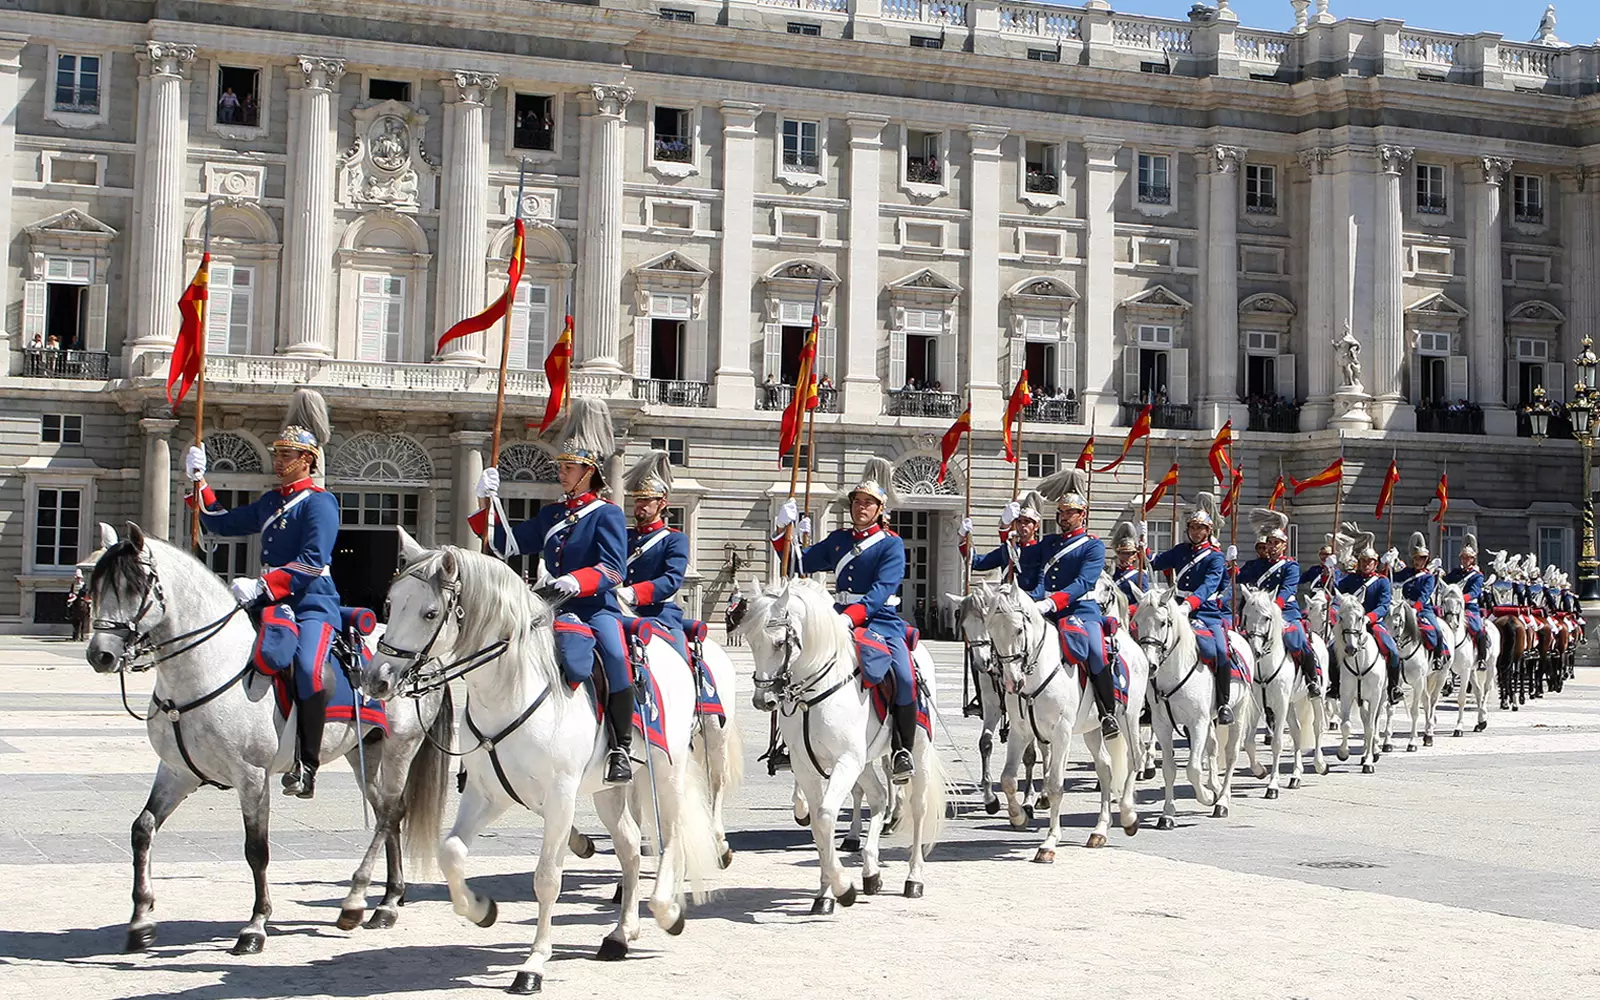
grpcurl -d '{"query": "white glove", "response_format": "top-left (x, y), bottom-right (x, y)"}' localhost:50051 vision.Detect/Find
top-left (1000, 501), bottom-right (1021, 527)
top-left (183, 446), bottom-right (207, 482)
top-left (958, 516), bottom-right (973, 539)
top-left (551, 574), bottom-right (581, 596)
top-left (476, 467), bottom-right (501, 498)
top-left (229, 577), bottom-right (266, 605)
top-left (616, 585), bottom-right (636, 604)
top-left (1034, 597), bottom-right (1057, 614)
top-left (798, 515), bottom-right (812, 538)
top-left (1382, 547), bottom-right (1400, 569)
top-left (1428, 557), bottom-right (1442, 573)
top-left (1323, 555), bottom-right (1337, 571)
top-left (775, 498), bottom-right (799, 530)
top-left (838, 612), bottom-right (857, 632)
top-left (1226, 544), bottom-right (1238, 563)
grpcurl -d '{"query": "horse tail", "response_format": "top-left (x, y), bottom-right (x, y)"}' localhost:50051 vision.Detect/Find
top-left (706, 646), bottom-right (745, 802)
top-left (674, 753), bottom-right (723, 905)
top-left (401, 683), bottom-right (453, 875)
top-left (916, 735), bottom-right (948, 856)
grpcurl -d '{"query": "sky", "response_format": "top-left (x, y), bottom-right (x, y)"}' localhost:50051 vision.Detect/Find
top-left (1120, 2), bottom-right (1598, 45)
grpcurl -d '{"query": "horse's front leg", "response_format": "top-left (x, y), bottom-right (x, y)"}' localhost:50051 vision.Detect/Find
top-left (978, 685), bottom-right (1003, 815)
top-left (508, 790), bottom-right (579, 994)
top-left (1036, 720), bottom-right (1072, 860)
top-left (1154, 715), bottom-right (1180, 830)
top-left (1242, 686), bottom-right (1266, 778)
top-left (1189, 717), bottom-right (1219, 808)
top-left (231, 767), bottom-right (273, 955)
top-left (1263, 688), bottom-right (1286, 798)
top-left (1338, 679), bottom-right (1354, 763)
top-left (809, 756), bottom-right (866, 912)
top-left (998, 711), bottom-right (1028, 829)
top-left (439, 779), bottom-right (509, 929)
top-left (338, 741), bottom-right (405, 930)
top-left (126, 763), bottom-right (201, 952)
top-left (595, 785), bottom-right (642, 956)
top-left (1080, 730), bottom-right (1112, 852)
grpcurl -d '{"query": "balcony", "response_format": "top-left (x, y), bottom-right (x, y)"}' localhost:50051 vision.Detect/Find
top-left (906, 157), bottom-right (941, 185)
top-left (1137, 184), bottom-right (1170, 205)
top-left (21, 348), bottom-right (110, 380)
top-left (1245, 194), bottom-right (1278, 215)
top-left (1417, 194), bottom-right (1449, 216)
top-left (653, 135), bottom-right (692, 163)
top-left (1022, 395), bottom-right (1080, 424)
top-left (885, 388), bottom-right (961, 418)
top-left (1024, 169), bottom-right (1058, 193)
top-left (1514, 207), bottom-right (1545, 226)
top-left (782, 151), bottom-right (820, 173)
top-left (1247, 399), bottom-right (1300, 433)
top-left (1120, 400), bottom-right (1196, 430)
top-left (1518, 406), bottom-right (1574, 440)
top-left (1415, 404), bottom-right (1484, 435)
top-left (756, 382), bottom-right (841, 414)
top-left (632, 378), bottom-right (711, 407)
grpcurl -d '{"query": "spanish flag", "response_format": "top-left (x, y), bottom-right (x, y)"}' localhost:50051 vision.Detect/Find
top-left (1207, 419), bottom-right (1234, 485)
top-left (1292, 457), bottom-right (1344, 496)
top-left (1432, 472), bottom-right (1449, 523)
top-left (1002, 373), bottom-right (1032, 463)
top-left (438, 218), bottom-right (525, 355)
top-left (778, 323), bottom-right (817, 466)
top-left (536, 314), bottom-right (573, 433)
top-left (167, 253), bottom-right (209, 413)
top-left (1220, 466), bottom-right (1245, 519)
top-left (1375, 459), bottom-right (1401, 520)
top-left (936, 406), bottom-right (971, 484)
top-left (1074, 436), bottom-right (1095, 471)
top-left (1144, 462), bottom-right (1179, 514)
top-left (1095, 405), bottom-right (1152, 474)
top-left (1267, 475), bottom-right (1287, 511)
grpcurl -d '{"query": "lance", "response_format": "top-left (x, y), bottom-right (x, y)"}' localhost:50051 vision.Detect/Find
top-left (1138, 416), bottom-right (1153, 574)
top-left (190, 195), bottom-right (214, 554)
top-left (483, 158), bottom-right (529, 554)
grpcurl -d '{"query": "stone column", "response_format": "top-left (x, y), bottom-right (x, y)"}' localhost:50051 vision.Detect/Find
top-left (0, 34), bottom-right (24, 368)
top-left (1201, 144), bottom-right (1246, 430)
top-left (434, 72), bottom-right (499, 365)
top-left (714, 100), bottom-right (762, 410)
top-left (1369, 144), bottom-right (1413, 430)
top-left (576, 84), bottom-right (632, 373)
top-left (1561, 168), bottom-right (1600, 371)
top-left (1468, 156), bottom-right (1515, 435)
top-left (129, 42), bottom-right (196, 351)
top-left (281, 56), bottom-right (346, 358)
top-left (140, 418), bottom-right (178, 541)
top-left (843, 114), bottom-right (888, 418)
top-left (450, 430), bottom-right (489, 548)
top-left (1299, 148), bottom-right (1335, 430)
top-left (966, 125), bottom-right (1007, 425)
top-left (1081, 139), bottom-right (1121, 428)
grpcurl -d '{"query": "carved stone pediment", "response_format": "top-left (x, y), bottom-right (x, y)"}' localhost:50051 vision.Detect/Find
top-left (632, 251), bottom-right (711, 315)
top-left (25, 209), bottom-right (117, 240)
top-left (887, 267), bottom-right (961, 302)
top-left (1122, 284), bottom-right (1192, 311)
top-left (339, 101), bottom-right (438, 211)
top-left (1405, 291), bottom-right (1468, 318)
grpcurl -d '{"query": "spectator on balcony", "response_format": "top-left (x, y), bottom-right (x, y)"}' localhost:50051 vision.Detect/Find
top-left (29, 333), bottom-right (43, 349)
top-left (820, 374), bottom-right (833, 389)
top-left (218, 87), bottom-right (241, 123)
top-left (930, 380), bottom-right (942, 392)
top-left (901, 377), bottom-right (918, 393)
top-left (762, 373), bottom-right (778, 409)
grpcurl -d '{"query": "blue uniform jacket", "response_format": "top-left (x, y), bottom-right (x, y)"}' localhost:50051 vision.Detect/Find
top-left (1237, 556), bottom-right (1303, 624)
top-left (1151, 541), bottom-right (1226, 616)
top-left (971, 538), bottom-right (1043, 593)
top-left (194, 479), bottom-right (340, 617)
top-left (474, 491), bottom-right (626, 616)
top-left (1336, 571), bottom-right (1392, 623)
top-left (1443, 566), bottom-right (1486, 606)
top-left (1392, 567), bottom-right (1437, 608)
top-left (625, 520), bottom-right (689, 630)
top-left (1031, 528), bottom-right (1105, 619)
top-left (792, 524), bottom-right (906, 632)
top-left (1113, 566), bottom-right (1150, 606)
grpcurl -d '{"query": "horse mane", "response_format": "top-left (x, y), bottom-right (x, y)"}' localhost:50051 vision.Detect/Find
top-left (89, 541), bottom-right (146, 605)
top-left (1135, 585), bottom-right (1197, 670)
top-left (739, 577), bottom-right (852, 680)
top-left (90, 532), bottom-right (234, 616)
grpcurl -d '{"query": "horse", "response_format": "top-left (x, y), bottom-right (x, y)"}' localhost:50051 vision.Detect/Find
top-left (362, 538), bottom-right (722, 994)
top-left (1330, 593), bottom-right (1387, 774)
top-left (947, 588), bottom-right (1042, 817)
top-left (1436, 582), bottom-right (1497, 737)
top-left (978, 579), bottom-right (1145, 857)
top-left (1130, 580), bottom-right (1254, 826)
top-left (739, 577), bottom-right (945, 909)
top-left (1381, 599), bottom-right (1435, 754)
top-left (1235, 585), bottom-right (1328, 796)
top-left (83, 522), bottom-right (452, 955)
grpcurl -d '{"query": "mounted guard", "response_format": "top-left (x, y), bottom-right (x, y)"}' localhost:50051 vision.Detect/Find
top-left (1334, 523), bottom-right (1404, 706)
top-left (1109, 503), bottom-right (1150, 611)
top-left (1151, 491), bottom-right (1233, 725)
top-left (618, 449), bottom-right (692, 663)
top-left (1393, 531), bottom-right (1451, 669)
top-left (1237, 507), bottom-right (1319, 696)
top-left (1443, 532), bottom-right (1488, 660)
top-left (960, 490), bottom-right (1045, 590)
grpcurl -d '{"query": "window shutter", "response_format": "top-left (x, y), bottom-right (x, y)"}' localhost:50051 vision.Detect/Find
top-left (1122, 344), bottom-right (1142, 402)
top-left (207, 263), bottom-right (234, 355)
top-left (686, 320), bottom-right (708, 382)
top-left (889, 327), bottom-right (906, 388)
top-left (1447, 354), bottom-right (1470, 400)
top-left (633, 316), bottom-right (652, 377)
top-left (1059, 337), bottom-right (1077, 397)
top-left (1275, 351), bottom-right (1297, 401)
top-left (508, 282), bottom-right (530, 370)
top-left (84, 283), bottom-right (109, 352)
top-left (1008, 330), bottom-right (1026, 385)
top-left (23, 280), bottom-right (47, 344)
top-left (357, 287), bottom-right (385, 362)
top-left (763, 322), bottom-right (782, 381)
top-left (819, 326), bottom-right (838, 385)
top-left (937, 317), bottom-right (957, 390)
top-left (1546, 362), bottom-right (1565, 403)
top-left (1168, 347), bottom-right (1189, 404)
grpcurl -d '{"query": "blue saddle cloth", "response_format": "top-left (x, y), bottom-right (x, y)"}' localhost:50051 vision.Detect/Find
top-left (259, 605), bottom-right (387, 734)
top-left (866, 656), bottom-right (933, 737)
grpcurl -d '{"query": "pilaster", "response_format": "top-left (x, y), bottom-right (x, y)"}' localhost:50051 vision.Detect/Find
top-left (1370, 144), bottom-right (1412, 430)
top-left (451, 430), bottom-right (490, 548)
top-left (714, 100), bottom-right (763, 411)
top-left (435, 71), bottom-right (500, 365)
top-left (1201, 144), bottom-right (1246, 430)
top-left (1299, 147), bottom-right (1335, 430)
top-left (1467, 156), bottom-right (1514, 435)
top-left (1081, 138), bottom-right (1121, 428)
top-left (129, 41), bottom-right (196, 355)
top-left (0, 33), bottom-right (26, 370)
top-left (843, 114), bottom-right (888, 419)
top-left (965, 125), bottom-right (1007, 426)
top-left (1559, 168), bottom-right (1600, 372)
top-left (281, 56), bottom-right (346, 358)
top-left (140, 417), bottom-right (179, 541)
top-left (576, 84), bottom-right (633, 374)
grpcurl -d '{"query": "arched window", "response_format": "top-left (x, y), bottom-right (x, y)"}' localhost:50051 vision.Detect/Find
top-left (203, 432), bottom-right (264, 473)
top-left (497, 443), bottom-right (559, 483)
top-left (327, 432), bottom-right (433, 486)
top-left (892, 454), bottom-right (960, 497)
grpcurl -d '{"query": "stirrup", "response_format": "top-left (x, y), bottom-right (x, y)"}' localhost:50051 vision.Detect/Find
top-left (1099, 714), bottom-right (1121, 740)
top-left (1216, 704), bottom-right (1236, 726)
top-left (890, 748), bottom-right (914, 784)
top-left (604, 748), bottom-right (632, 784)
top-left (283, 763), bottom-right (316, 799)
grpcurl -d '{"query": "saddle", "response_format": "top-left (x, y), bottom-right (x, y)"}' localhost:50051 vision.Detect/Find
top-left (259, 605), bottom-right (388, 735)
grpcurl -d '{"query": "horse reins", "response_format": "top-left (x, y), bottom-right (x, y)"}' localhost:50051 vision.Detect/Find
top-left (758, 614), bottom-right (863, 780)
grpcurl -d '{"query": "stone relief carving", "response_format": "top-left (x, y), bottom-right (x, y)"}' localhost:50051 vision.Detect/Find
top-left (1333, 322), bottom-right (1363, 391)
top-left (144, 41), bottom-right (197, 78)
top-left (339, 101), bottom-right (438, 212)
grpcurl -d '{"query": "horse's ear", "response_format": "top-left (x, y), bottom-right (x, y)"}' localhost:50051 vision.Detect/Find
top-left (396, 526), bottom-right (427, 568)
top-left (98, 522), bottom-right (118, 551)
top-left (440, 547), bottom-right (460, 582)
top-left (943, 592), bottom-right (965, 609)
top-left (1130, 583), bottom-right (1147, 603)
top-left (126, 521), bottom-right (146, 552)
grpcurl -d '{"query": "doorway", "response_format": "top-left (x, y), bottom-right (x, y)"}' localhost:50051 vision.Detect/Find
top-left (331, 528), bottom-right (400, 620)
top-left (888, 509), bottom-right (936, 635)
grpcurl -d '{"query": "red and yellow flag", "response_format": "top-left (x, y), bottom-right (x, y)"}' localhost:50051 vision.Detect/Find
top-left (536, 315), bottom-right (573, 433)
top-left (1432, 472), bottom-right (1450, 523)
top-left (1074, 436), bottom-right (1096, 472)
top-left (1268, 475), bottom-right (1287, 511)
top-left (1207, 419), bottom-right (1234, 485)
top-left (1220, 466), bottom-right (1246, 519)
top-left (1375, 459), bottom-right (1401, 520)
top-left (438, 219), bottom-right (525, 355)
top-left (1291, 457), bottom-right (1344, 496)
top-left (936, 406), bottom-right (972, 484)
top-left (1002, 373), bottom-right (1032, 463)
top-left (778, 325), bottom-right (817, 465)
top-left (1144, 462), bottom-right (1179, 514)
top-left (1095, 405), bottom-right (1152, 474)
top-left (167, 253), bottom-right (210, 413)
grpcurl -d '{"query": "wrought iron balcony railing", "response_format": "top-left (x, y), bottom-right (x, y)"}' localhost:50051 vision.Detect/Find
top-left (632, 378), bottom-right (712, 407)
top-left (885, 389), bottom-right (962, 418)
top-left (22, 348), bottom-right (110, 380)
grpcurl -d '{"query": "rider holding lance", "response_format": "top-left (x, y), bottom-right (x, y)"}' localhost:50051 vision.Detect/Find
top-left (183, 389), bottom-right (339, 799)
top-left (1442, 533), bottom-right (1488, 660)
top-left (617, 450), bottom-right (692, 664)
top-left (1236, 507), bottom-right (1320, 696)
top-left (1335, 524), bottom-right (1404, 706)
top-left (1151, 493), bottom-right (1234, 725)
top-left (1392, 532), bottom-right (1451, 669)
top-left (959, 490), bottom-right (1045, 590)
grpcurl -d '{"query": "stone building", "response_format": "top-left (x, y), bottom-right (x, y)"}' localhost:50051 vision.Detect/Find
top-left (2, 1), bottom-right (1596, 632)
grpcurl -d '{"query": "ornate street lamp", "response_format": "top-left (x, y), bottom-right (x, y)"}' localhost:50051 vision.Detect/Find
top-left (1525, 385), bottom-right (1552, 442)
top-left (1573, 336), bottom-right (1599, 601)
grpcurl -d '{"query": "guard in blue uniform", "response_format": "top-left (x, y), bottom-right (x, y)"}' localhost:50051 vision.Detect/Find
top-left (1237, 507), bottom-right (1319, 695)
top-left (1109, 520), bottom-right (1150, 611)
top-left (1027, 469), bottom-right (1120, 738)
top-left (470, 398), bottom-right (635, 784)
top-left (618, 450), bottom-right (691, 663)
top-left (1393, 531), bottom-right (1451, 668)
top-left (774, 457), bottom-right (918, 782)
top-left (184, 389), bottom-right (340, 798)
top-left (959, 491), bottom-right (1046, 594)
top-left (1151, 493), bottom-right (1234, 724)
top-left (1336, 528), bottom-right (1404, 705)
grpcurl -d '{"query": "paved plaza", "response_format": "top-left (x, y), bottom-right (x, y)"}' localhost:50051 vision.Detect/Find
top-left (1, 634), bottom-right (1598, 999)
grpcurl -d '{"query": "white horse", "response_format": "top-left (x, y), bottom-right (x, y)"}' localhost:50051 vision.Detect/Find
top-left (979, 580), bottom-right (1145, 857)
top-left (1131, 581), bottom-right (1254, 825)
top-left (740, 577), bottom-right (945, 908)
top-left (362, 540), bottom-right (722, 994)
top-left (1235, 585), bottom-right (1328, 795)
top-left (1382, 599), bottom-right (1435, 753)
top-left (1437, 583), bottom-right (1499, 737)
top-left (1331, 593), bottom-right (1387, 773)
top-left (83, 522), bottom-right (452, 954)
top-left (947, 588), bottom-right (1041, 817)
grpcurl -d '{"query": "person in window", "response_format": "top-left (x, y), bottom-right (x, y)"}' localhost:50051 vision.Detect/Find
top-left (28, 333), bottom-right (43, 349)
top-left (183, 389), bottom-right (340, 798)
top-left (218, 86), bottom-right (241, 123)
top-left (1150, 492), bottom-right (1233, 724)
top-left (617, 450), bottom-right (691, 665)
top-left (470, 398), bottom-right (635, 784)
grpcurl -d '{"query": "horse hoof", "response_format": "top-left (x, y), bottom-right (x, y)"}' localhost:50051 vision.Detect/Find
top-left (1022, 804), bottom-right (1035, 821)
top-left (1141, 768), bottom-right (1156, 782)
top-left (839, 837), bottom-right (861, 854)
top-left (365, 908), bottom-right (397, 930)
top-left (810, 897), bottom-right (835, 916)
top-left (1423, 734), bottom-right (1434, 748)
top-left (863, 873), bottom-right (882, 895)
top-left (1034, 847), bottom-right (1057, 863)
top-left (1035, 794), bottom-right (1050, 810)
top-left (1474, 721), bottom-right (1487, 732)
top-left (1361, 763), bottom-right (1375, 774)
top-left (596, 937), bottom-right (628, 962)
top-left (1288, 776), bottom-right (1302, 790)
top-left (1452, 729), bottom-right (1462, 738)
top-left (1251, 766), bottom-right (1268, 780)
top-left (1008, 812), bottom-right (1028, 830)
top-left (883, 815), bottom-right (901, 836)
top-left (665, 913), bottom-right (686, 936)
top-left (837, 885), bottom-right (858, 908)
top-left (1381, 743), bottom-right (1394, 754)
top-left (611, 884), bottom-right (623, 905)
top-left (508, 971), bottom-right (542, 995)
top-left (1317, 762), bottom-right (1329, 776)
top-left (1086, 833), bottom-right (1109, 850)
top-left (794, 811), bottom-right (810, 827)
top-left (1123, 817), bottom-right (1139, 837)
top-left (904, 881), bottom-right (924, 899)
top-left (1406, 744), bottom-right (1418, 753)
top-left (1212, 803), bottom-right (1229, 819)
top-left (1156, 815), bottom-right (1176, 831)
top-left (125, 926), bottom-right (156, 953)
top-left (985, 799), bottom-right (1000, 815)
top-left (570, 832), bottom-right (596, 860)
top-left (1264, 787), bottom-right (1280, 800)
top-left (719, 848), bottom-right (734, 870)
top-left (1336, 749), bottom-right (1350, 762)
top-left (474, 899), bottom-right (499, 929)
top-left (335, 907), bottom-right (364, 931)
top-left (230, 931), bottom-right (265, 956)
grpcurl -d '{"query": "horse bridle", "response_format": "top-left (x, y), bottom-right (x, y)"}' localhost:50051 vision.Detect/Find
top-left (991, 600), bottom-right (1053, 696)
top-left (753, 613), bottom-right (846, 705)
top-left (91, 556), bottom-right (244, 674)
top-left (376, 574), bottom-right (509, 696)
top-left (1337, 611), bottom-right (1381, 678)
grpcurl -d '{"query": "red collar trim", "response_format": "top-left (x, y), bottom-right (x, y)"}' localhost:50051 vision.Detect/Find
top-left (852, 524), bottom-right (882, 541)
top-left (1064, 528), bottom-right (1087, 540)
top-left (278, 478), bottom-right (317, 496)
top-left (637, 520), bottom-right (666, 534)
top-left (565, 491), bottom-right (599, 509)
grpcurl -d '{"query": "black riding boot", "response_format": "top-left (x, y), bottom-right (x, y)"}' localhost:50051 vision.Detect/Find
top-left (284, 690), bottom-right (328, 798)
top-left (890, 701), bottom-right (917, 784)
top-left (1214, 653), bottom-right (1235, 726)
top-left (1386, 658), bottom-right (1404, 705)
top-left (604, 690), bottom-right (634, 784)
top-left (1089, 666), bottom-right (1121, 739)
top-left (1292, 646), bottom-right (1321, 696)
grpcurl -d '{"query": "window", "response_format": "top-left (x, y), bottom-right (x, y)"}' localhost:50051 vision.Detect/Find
top-left (649, 437), bottom-right (688, 466)
top-left (1140, 61), bottom-right (1170, 74)
top-left (1538, 526), bottom-right (1570, 577)
top-left (1027, 48), bottom-right (1060, 62)
top-left (1416, 164), bottom-right (1447, 215)
top-left (204, 488), bottom-right (256, 580)
top-left (1024, 340), bottom-right (1061, 395)
top-left (54, 54), bottom-right (100, 114)
top-left (35, 487), bottom-right (81, 567)
top-left (782, 119), bottom-right (820, 174)
top-left (664, 505), bottom-right (686, 531)
top-left (1244, 164), bottom-right (1276, 214)
top-left (1025, 141), bottom-right (1059, 194)
top-left (910, 36), bottom-right (943, 50)
top-left (508, 281), bottom-right (550, 369)
top-left (1137, 324), bottom-right (1173, 348)
top-left (653, 106), bottom-right (692, 163)
top-left (42, 257), bottom-right (92, 351)
top-left (1512, 174), bottom-right (1543, 225)
top-left (778, 299), bottom-right (813, 384)
top-left (356, 273), bottom-right (405, 362)
top-left (906, 129), bottom-right (941, 185)
top-left (1516, 338), bottom-right (1551, 408)
top-left (649, 318), bottom-right (686, 381)
top-left (1246, 356), bottom-right (1278, 399)
top-left (513, 94), bottom-right (555, 151)
top-left (901, 309), bottom-right (944, 389)
top-left (1138, 153), bottom-right (1171, 204)
top-left (41, 415), bottom-right (84, 444)
top-left (1440, 524), bottom-right (1465, 569)
top-left (1416, 331), bottom-right (1452, 404)
top-left (337, 491), bottom-right (420, 529)
top-left (1148, 519), bottom-right (1173, 556)
top-left (1026, 453), bottom-right (1059, 479)
top-left (788, 22), bottom-right (821, 36)
top-left (207, 264), bottom-right (254, 356)
top-left (368, 79), bottom-right (411, 103)
top-left (780, 443), bottom-right (813, 470)
top-left (659, 7), bottom-right (695, 21)
top-left (215, 67), bottom-right (260, 126)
